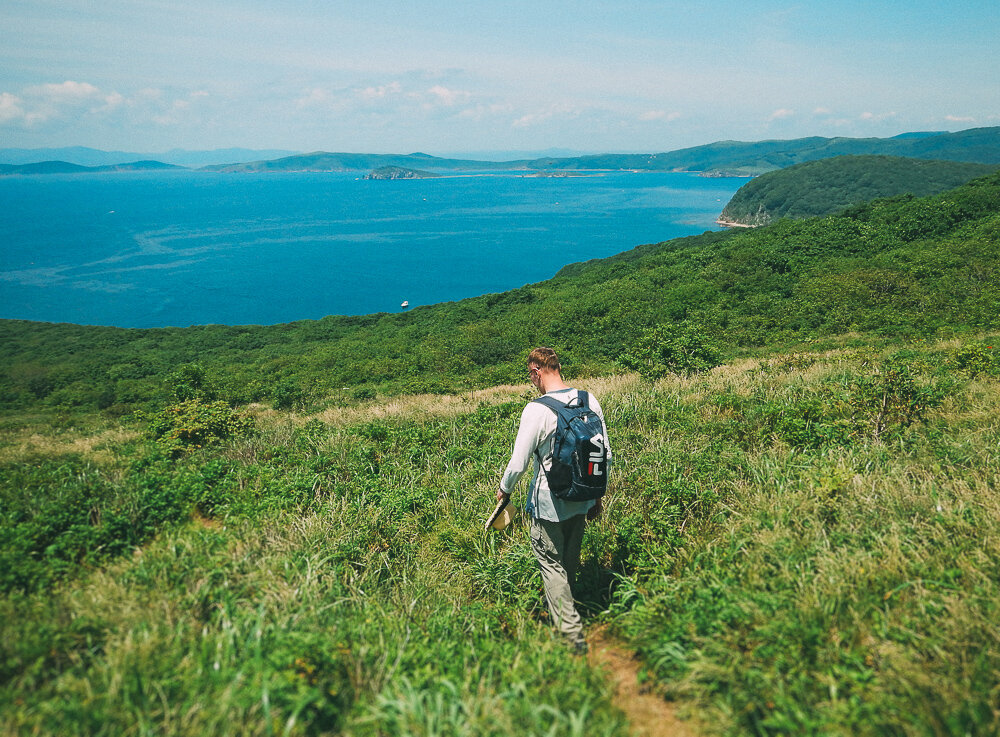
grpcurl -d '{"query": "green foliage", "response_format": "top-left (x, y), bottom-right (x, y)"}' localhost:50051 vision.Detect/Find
top-left (947, 340), bottom-right (999, 378)
top-left (168, 363), bottom-right (214, 401)
top-left (272, 379), bottom-right (306, 410)
top-left (3, 338), bottom-right (1000, 735)
top-left (713, 357), bottom-right (946, 451)
top-left (849, 357), bottom-right (945, 441)
top-left (351, 386), bottom-right (376, 401)
top-left (720, 155), bottom-right (997, 225)
top-left (618, 322), bottom-right (722, 380)
top-left (146, 399), bottom-right (256, 456)
top-left (0, 455), bottom-right (231, 593)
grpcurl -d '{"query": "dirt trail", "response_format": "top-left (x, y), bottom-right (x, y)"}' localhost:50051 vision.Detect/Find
top-left (587, 628), bottom-right (696, 737)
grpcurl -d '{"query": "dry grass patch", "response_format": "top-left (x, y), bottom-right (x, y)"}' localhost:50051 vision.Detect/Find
top-left (0, 425), bottom-right (139, 464)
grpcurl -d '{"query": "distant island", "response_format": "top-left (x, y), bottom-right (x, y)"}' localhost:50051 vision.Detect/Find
top-left (363, 166), bottom-right (441, 180)
top-left (522, 170), bottom-right (598, 178)
top-left (0, 160), bottom-right (184, 176)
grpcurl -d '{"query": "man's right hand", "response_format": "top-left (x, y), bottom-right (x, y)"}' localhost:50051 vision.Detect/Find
top-left (497, 489), bottom-right (510, 503)
top-left (587, 497), bottom-right (603, 520)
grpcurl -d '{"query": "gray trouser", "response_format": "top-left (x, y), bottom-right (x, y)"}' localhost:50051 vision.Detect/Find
top-left (529, 514), bottom-right (587, 644)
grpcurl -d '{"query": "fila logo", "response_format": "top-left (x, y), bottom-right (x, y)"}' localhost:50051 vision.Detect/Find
top-left (588, 434), bottom-right (605, 476)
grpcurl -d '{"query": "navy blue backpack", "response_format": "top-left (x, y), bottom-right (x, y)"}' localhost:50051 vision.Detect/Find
top-left (533, 391), bottom-right (608, 501)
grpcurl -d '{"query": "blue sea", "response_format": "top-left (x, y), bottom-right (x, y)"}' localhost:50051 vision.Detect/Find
top-left (0, 171), bottom-right (745, 328)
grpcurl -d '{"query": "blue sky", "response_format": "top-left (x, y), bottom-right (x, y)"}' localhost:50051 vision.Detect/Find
top-left (2, 0), bottom-right (997, 154)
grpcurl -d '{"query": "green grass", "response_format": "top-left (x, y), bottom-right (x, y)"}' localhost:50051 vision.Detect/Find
top-left (3, 336), bottom-right (999, 735)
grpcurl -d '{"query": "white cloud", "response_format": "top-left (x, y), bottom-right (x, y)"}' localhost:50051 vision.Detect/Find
top-left (945, 114), bottom-right (975, 123)
top-left (104, 91), bottom-right (125, 110)
top-left (28, 80), bottom-right (102, 102)
top-left (512, 111), bottom-right (551, 128)
top-left (457, 103), bottom-right (510, 121)
top-left (813, 107), bottom-right (832, 115)
top-left (426, 85), bottom-right (469, 106)
top-left (295, 87), bottom-right (333, 109)
top-left (859, 111), bottom-right (897, 122)
top-left (0, 92), bottom-right (25, 124)
top-left (147, 90), bottom-right (211, 126)
top-left (0, 81), bottom-right (136, 127)
top-left (768, 108), bottom-right (795, 121)
top-left (358, 82), bottom-right (402, 100)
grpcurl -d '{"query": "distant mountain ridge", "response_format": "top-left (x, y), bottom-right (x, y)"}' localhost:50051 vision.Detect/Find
top-left (0, 147), bottom-right (301, 167)
top-left (203, 127), bottom-right (1000, 175)
top-left (4, 127), bottom-right (999, 177)
top-left (0, 160), bottom-right (185, 176)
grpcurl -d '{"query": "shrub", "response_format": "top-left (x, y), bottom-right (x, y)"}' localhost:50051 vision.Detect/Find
top-left (850, 357), bottom-right (944, 441)
top-left (619, 322), bottom-right (723, 380)
top-left (272, 379), bottom-right (306, 409)
top-left (146, 399), bottom-right (255, 457)
top-left (167, 363), bottom-right (214, 401)
top-left (947, 341), bottom-right (998, 378)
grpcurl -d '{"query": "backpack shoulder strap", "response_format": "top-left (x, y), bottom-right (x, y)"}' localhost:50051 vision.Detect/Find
top-left (531, 395), bottom-right (573, 464)
top-left (532, 395), bottom-right (568, 414)
top-left (532, 391), bottom-right (586, 414)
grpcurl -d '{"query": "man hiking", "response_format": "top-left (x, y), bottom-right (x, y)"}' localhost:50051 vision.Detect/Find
top-left (497, 347), bottom-right (611, 654)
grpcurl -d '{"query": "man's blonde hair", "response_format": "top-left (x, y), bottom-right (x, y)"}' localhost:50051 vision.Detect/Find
top-left (527, 346), bottom-right (561, 371)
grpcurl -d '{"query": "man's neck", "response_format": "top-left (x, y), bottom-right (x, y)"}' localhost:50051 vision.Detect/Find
top-left (538, 371), bottom-right (569, 394)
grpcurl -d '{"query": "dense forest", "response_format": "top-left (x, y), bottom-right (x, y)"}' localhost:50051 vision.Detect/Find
top-left (719, 155), bottom-right (999, 226)
top-left (2, 172), bottom-right (999, 736)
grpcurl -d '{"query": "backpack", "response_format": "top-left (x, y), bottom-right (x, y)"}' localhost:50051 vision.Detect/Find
top-left (533, 391), bottom-right (608, 501)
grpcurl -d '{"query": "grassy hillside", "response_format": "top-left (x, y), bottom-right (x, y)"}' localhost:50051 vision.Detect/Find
top-left (3, 341), bottom-right (999, 736)
top-left (719, 155), bottom-right (998, 226)
top-left (2, 173), bottom-right (1000, 735)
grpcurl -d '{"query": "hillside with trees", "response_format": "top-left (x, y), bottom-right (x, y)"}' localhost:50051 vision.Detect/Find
top-left (719, 155), bottom-right (999, 226)
top-left (2, 173), bottom-right (1000, 736)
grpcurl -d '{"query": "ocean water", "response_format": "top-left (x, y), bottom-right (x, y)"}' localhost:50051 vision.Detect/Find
top-left (0, 171), bottom-right (744, 328)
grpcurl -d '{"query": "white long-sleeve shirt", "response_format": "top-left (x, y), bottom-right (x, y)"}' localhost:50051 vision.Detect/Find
top-left (499, 387), bottom-right (611, 522)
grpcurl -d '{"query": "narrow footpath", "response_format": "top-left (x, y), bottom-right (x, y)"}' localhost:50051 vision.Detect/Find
top-left (587, 628), bottom-right (696, 737)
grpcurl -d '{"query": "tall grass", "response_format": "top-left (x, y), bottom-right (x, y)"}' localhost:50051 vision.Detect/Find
top-left (1, 385), bottom-right (625, 736)
top-left (606, 340), bottom-right (1000, 736)
top-left (2, 336), bottom-right (998, 735)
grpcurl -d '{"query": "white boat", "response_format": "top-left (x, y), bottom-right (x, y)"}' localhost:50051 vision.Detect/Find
top-left (401, 300), bottom-right (409, 308)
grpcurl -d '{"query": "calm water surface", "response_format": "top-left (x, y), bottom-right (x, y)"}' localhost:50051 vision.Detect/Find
top-left (0, 171), bottom-right (744, 328)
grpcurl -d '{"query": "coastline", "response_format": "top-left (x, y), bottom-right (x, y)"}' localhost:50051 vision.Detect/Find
top-left (715, 218), bottom-right (754, 228)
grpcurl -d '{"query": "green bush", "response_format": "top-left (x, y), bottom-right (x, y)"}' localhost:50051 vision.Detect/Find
top-left (619, 322), bottom-right (722, 380)
top-left (947, 340), bottom-right (998, 378)
top-left (272, 379), bottom-right (306, 409)
top-left (850, 357), bottom-right (945, 441)
top-left (146, 399), bottom-right (256, 457)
